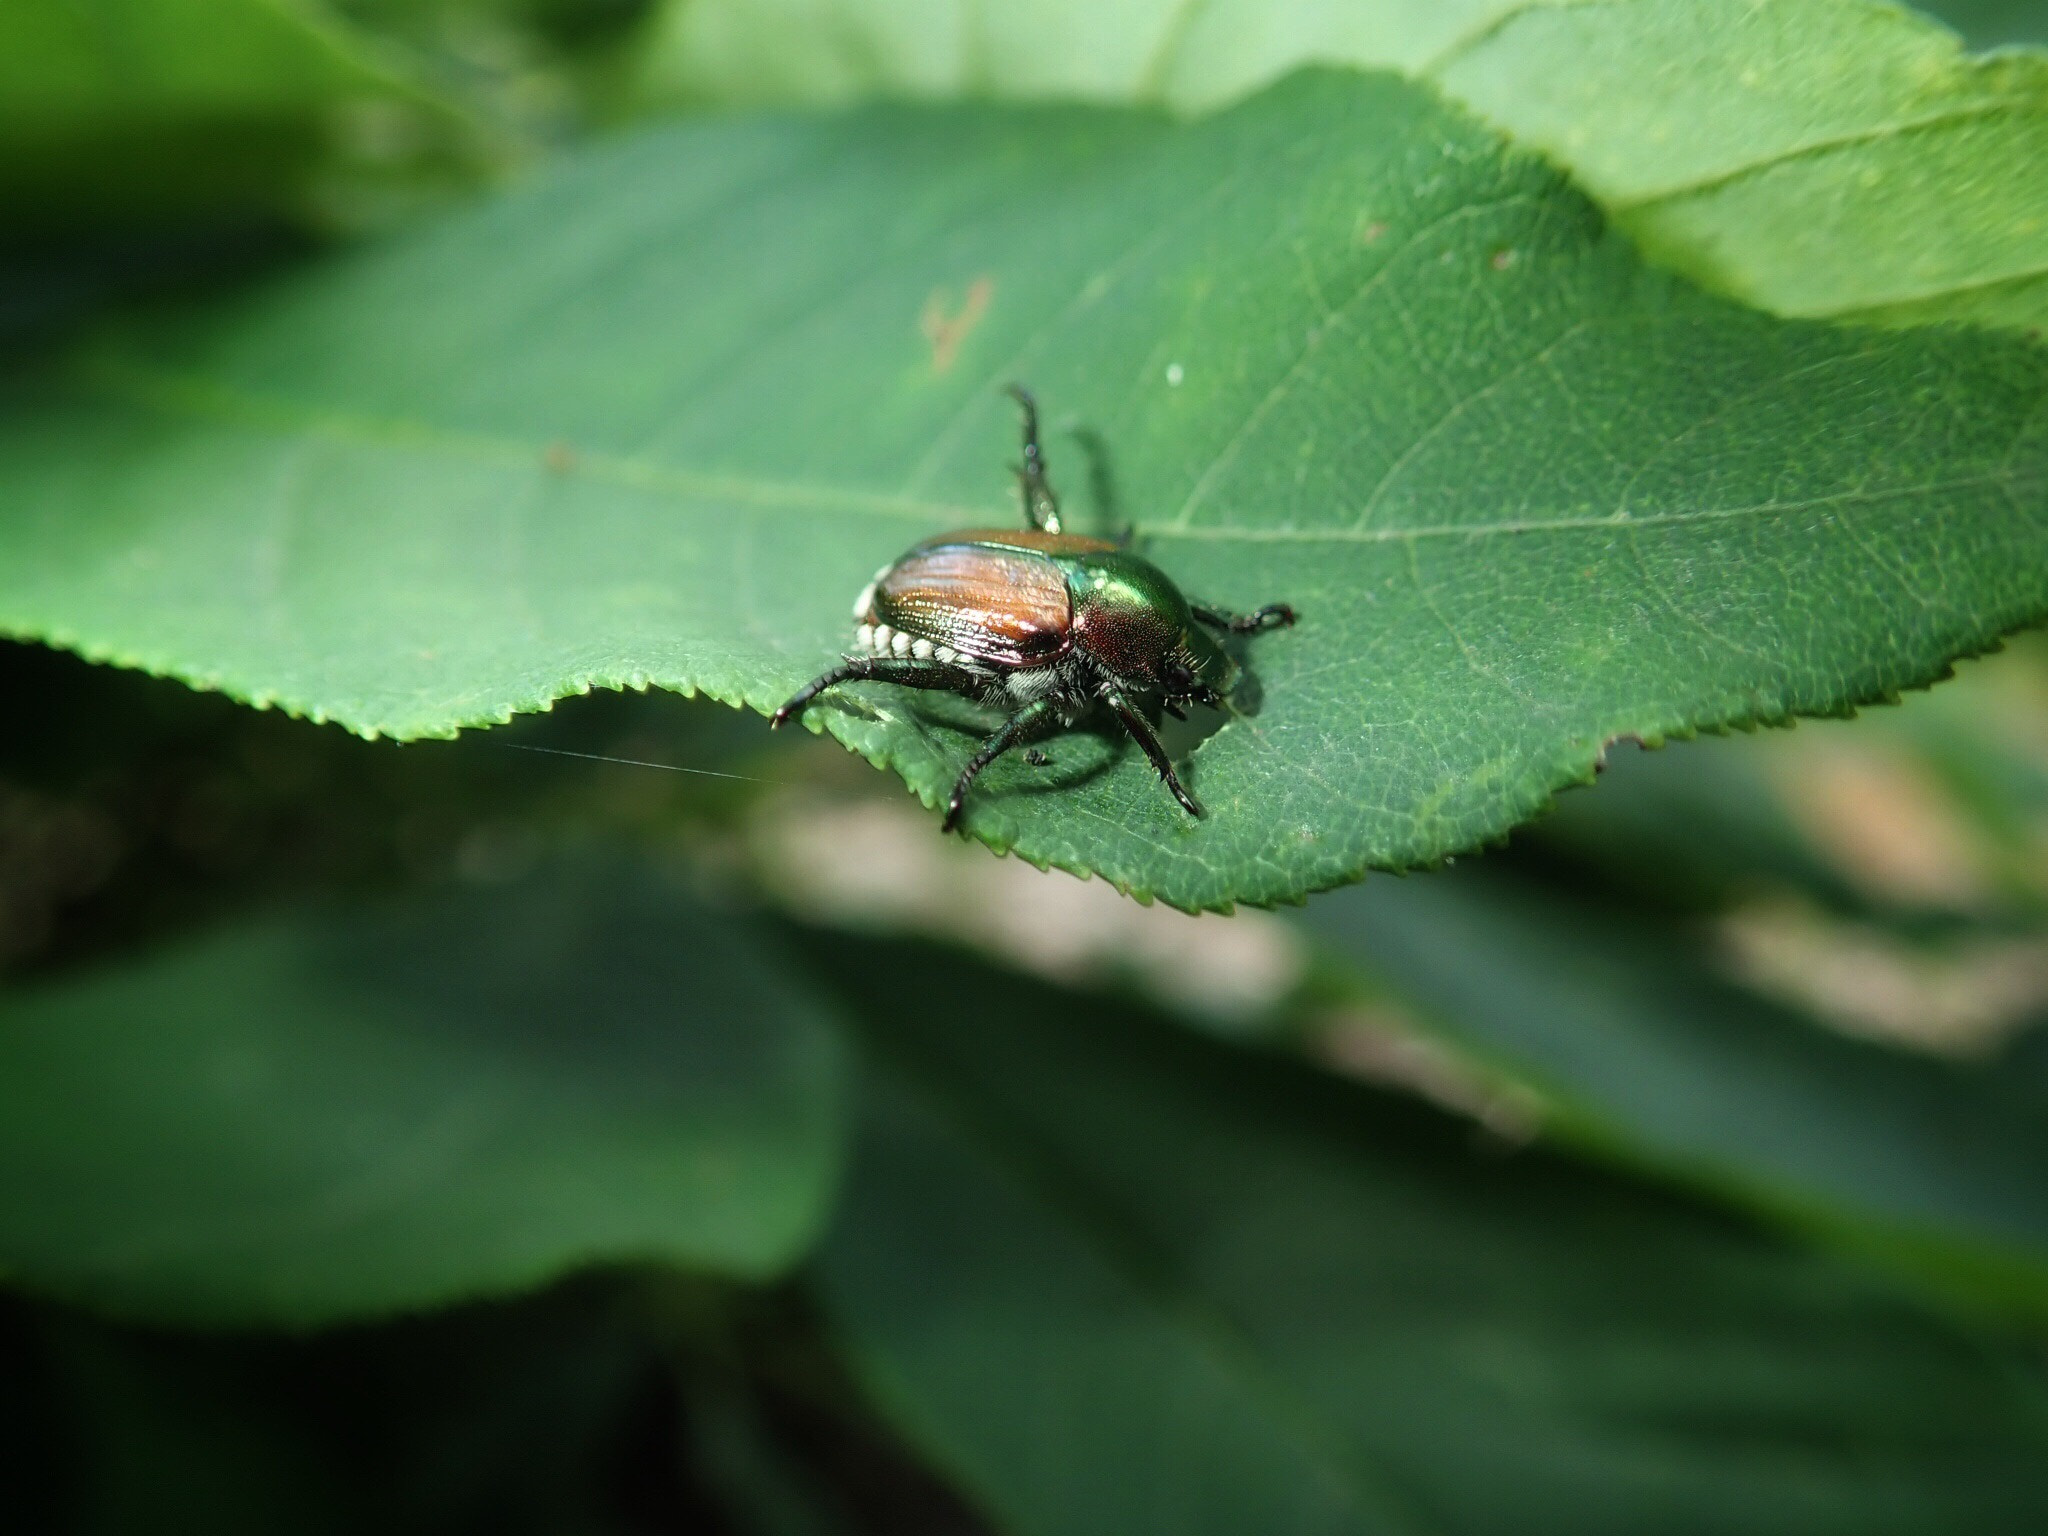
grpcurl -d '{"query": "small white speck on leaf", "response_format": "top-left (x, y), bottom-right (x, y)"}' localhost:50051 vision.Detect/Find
top-left (1165, 362), bottom-right (1185, 387)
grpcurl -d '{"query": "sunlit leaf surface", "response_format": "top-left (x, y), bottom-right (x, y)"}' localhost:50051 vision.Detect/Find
top-left (2, 71), bottom-right (2044, 906)
top-left (646, 0), bottom-right (2048, 332)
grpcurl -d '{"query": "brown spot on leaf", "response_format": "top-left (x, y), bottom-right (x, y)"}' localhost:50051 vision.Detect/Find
top-left (543, 441), bottom-right (577, 473)
top-left (920, 277), bottom-right (994, 374)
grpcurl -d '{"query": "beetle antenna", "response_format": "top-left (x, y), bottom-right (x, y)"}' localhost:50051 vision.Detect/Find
top-left (494, 742), bottom-right (766, 783)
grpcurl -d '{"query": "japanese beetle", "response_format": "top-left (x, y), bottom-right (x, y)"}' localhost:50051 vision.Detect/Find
top-left (772, 387), bottom-right (1295, 831)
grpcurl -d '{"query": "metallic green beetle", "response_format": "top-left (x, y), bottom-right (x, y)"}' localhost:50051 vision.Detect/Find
top-left (773, 387), bottom-right (1295, 831)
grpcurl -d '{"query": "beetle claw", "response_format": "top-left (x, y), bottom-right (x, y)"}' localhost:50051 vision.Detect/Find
top-left (1238, 603), bottom-right (1296, 633)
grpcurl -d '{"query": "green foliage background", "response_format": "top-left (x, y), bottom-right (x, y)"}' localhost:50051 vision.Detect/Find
top-left (3, 0), bottom-right (2047, 1530)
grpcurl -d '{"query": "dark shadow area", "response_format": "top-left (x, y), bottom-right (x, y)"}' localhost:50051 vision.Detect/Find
top-left (0, 1274), bottom-right (994, 1536)
top-left (1064, 424), bottom-right (1127, 540)
top-left (804, 645), bottom-right (1270, 819)
top-left (0, 641), bottom-right (796, 984)
top-left (0, 219), bottom-right (317, 360)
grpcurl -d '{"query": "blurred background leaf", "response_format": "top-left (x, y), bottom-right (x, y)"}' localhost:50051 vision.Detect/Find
top-left (1920, 0), bottom-right (2048, 48)
top-left (637, 0), bottom-right (2048, 334)
top-left (1526, 635), bottom-right (2048, 928)
top-left (0, 0), bottom-right (665, 354)
top-left (0, 0), bottom-right (463, 235)
top-left (1300, 863), bottom-right (2048, 1314)
top-left (809, 933), bottom-right (2048, 1536)
top-left (0, 865), bottom-right (846, 1325)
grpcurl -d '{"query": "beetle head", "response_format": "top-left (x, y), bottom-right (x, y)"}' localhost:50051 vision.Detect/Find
top-left (1071, 552), bottom-right (1242, 710)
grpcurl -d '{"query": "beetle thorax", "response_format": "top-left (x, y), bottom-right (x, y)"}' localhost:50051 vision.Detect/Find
top-left (1070, 559), bottom-right (1191, 687)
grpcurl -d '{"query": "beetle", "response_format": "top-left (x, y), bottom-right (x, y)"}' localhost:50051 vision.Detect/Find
top-left (771, 386), bottom-right (1295, 831)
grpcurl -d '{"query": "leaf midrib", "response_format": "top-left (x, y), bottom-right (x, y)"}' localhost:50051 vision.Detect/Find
top-left (75, 356), bottom-right (2043, 550)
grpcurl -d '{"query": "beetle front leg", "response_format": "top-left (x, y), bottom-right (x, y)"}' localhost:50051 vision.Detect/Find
top-left (771, 657), bottom-right (987, 727)
top-left (944, 699), bottom-right (1065, 833)
top-left (1191, 601), bottom-right (1297, 635)
top-left (1005, 383), bottom-right (1063, 534)
top-left (1102, 688), bottom-right (1202, 818)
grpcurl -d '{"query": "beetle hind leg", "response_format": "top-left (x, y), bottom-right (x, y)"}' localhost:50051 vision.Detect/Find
top-left (771, 656), bottom-right (988, 728)
top-left (1004, 383), bottom-right (1063, 534)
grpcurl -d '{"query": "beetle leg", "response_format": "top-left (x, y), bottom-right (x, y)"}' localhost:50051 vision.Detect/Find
top-left (771, 657), bottom-right (987, 727)
top-left (1005, 383), bottom-right (1063, 534)
top-left (1191, 601), bottom-right (1297, 635)
top-left (1102, 687), bottom-right (1202, 818)
top-left (944, 699), bottom-right (1065, 833)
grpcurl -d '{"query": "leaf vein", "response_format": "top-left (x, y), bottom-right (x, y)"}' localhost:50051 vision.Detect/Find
top-left (75, 355), bottom-right (2045, 554)
top-left (1611, 101), bottom-right (2030, 212)
top-left (1168, 192), bottom-right (1549, 531)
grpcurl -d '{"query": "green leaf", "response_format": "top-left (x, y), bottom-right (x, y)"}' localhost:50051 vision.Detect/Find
top-left (1301, 866), bottom-right (2048, 1313)
top-left (0, 867), bottom-right (846, 1326)
top-left (0, 0), bottom-right (453, 229)
top-left (1530, 636), bottom-right (2048, 921)
top-left (1918, 0), bottom-right (2048, 49)
top-left (2, 70), bottom-right (2045, 910)
top-left (1517, 733), bottom-right (1869, 918)
top-left (809, 934), bottom-right (2048, 1536)
top-left (642, 0), bottom-right (2048, 333)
